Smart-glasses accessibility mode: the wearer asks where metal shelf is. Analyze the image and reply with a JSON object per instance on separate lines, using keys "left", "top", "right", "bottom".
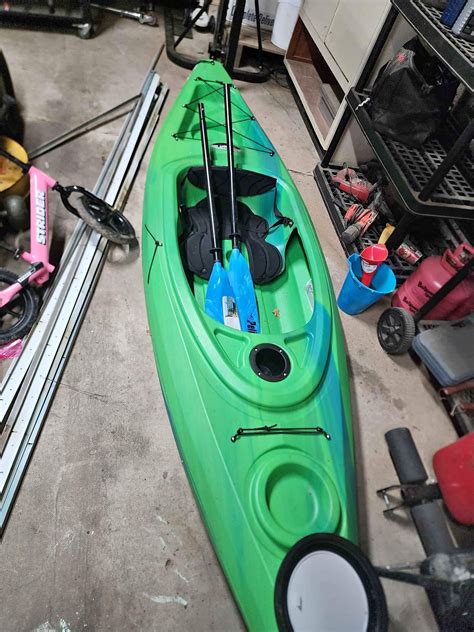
{"left": 392, "top": 0, "right": 474, "bottom": 91}
{"left": 0, "top": 2, "right": 94, "bottom": 38}
{"left": 346, "top": 89, "right": 474, "bottom": 220}
{"left": 314, "top": 163, "right": 473, "bottom": 285}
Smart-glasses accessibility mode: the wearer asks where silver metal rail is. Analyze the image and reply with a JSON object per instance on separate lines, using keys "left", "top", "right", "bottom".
{"left": 0, "top": 50, "right": 168, "bottom": 533}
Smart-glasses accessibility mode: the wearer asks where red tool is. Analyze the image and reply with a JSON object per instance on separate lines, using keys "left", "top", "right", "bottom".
{"left": 341, "top": 191, "right": 383, "bottom": 244}
{"left": 332, "top": 166, "right": 374, "bottom": 203}
{"left": 360, "top": 244, "right": 389, "bottom": 287}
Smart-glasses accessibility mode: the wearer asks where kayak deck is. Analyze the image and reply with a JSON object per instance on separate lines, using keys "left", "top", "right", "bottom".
{"left": 143, "top": 60, "right": 357, "bottom": 631}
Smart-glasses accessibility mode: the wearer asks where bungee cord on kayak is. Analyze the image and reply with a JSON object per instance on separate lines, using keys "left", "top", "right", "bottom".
{"left": 172, "top": 78, "right": 274, "bottom": 156}
{"left": 144, "top": 224, "right": 163, "bottom": 285}
{"left": 173, "top": 116, "right": 274, "bottom": 155}
{"left": 190, "top": 78, "right": 253, "bottom": 120}
{"left": 230, "top": 425, "right": 332, "bottom": 443}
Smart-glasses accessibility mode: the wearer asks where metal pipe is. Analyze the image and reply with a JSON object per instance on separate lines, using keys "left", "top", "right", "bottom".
{"left": 225, "top": 0, "right": 245, "bottom": 74}
{"left": 28, "top": 95, "right": 139, "bottom": 160}
{"left": 253, "top": 0, "right": 264, "bottom": 68}
{"left": 0, "top": 79, "right": 168, "bottom": 527}
{"left": 0, "top": 50, "right": 167, "bottom": 529}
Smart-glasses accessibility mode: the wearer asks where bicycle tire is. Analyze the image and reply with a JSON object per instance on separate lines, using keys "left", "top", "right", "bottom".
{"left": 77, "top": 197, "right": 136, "bottom": 245}
{"left": 0, "top": 268, "right": 39, "bottom": 344}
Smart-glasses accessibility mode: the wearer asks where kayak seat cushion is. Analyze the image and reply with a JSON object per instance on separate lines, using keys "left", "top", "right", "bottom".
{"left": 187, "top": 165, "right": 276, "bottom": 197}
{"left": 181, "top": 196, "right": 283, "bottom": 284}
{"left": 180, "top": 165, "right": 293, "bottom": 285}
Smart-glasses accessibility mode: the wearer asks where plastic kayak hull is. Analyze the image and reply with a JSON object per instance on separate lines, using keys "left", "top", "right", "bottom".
{"left": 143, "top": 60, "right": 357, "bottom": 631}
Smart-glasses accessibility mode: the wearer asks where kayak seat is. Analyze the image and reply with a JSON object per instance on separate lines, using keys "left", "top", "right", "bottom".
{"left": 187, "top": 166, "right": 277, "bottom": 197}
{"left": 181, "top": 196, "right": 283, "bottom": 284}
{"left": 180, "top": 166, "right": 294, "bottom": 285}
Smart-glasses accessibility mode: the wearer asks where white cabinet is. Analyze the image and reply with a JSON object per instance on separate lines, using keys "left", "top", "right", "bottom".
{"left": 325, "top": 0, "right": 389, "bottom": 81}
{"left": 301, "top": 0, "right": 339, "bottom": 41}
{"left": 300, "top": 0, "right": 389, "bottom": 89}
{"left": 286, "top": 0, "right": 394, "bottom": 151}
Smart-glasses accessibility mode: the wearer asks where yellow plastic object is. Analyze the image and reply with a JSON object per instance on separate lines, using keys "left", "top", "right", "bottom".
{"left": 0, "top": 136, "right": 29, "bottom": 199}
{"left": 379, "top": 223, "right": 395, "bottom": 244}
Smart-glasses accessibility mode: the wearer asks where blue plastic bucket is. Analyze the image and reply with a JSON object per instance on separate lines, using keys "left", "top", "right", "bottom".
{"left": 337, "top": 253, "right": 396, "bottom": 315}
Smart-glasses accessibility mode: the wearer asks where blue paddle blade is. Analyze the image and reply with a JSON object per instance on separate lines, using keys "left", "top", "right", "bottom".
{"left": 228, "top": 248, "right": 260, "bottom": 334}
{"left": 205, "top": 261, "right": 241, "bottom": 329}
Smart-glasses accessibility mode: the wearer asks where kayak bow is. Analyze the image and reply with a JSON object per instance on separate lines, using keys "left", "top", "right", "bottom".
{"left": 143, "top": 60, "right": 358, "bottom": 631}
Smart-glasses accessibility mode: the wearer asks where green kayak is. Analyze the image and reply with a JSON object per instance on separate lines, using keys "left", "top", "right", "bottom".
{"left": 143, "top": 61, "right": 358, "bottom": 630}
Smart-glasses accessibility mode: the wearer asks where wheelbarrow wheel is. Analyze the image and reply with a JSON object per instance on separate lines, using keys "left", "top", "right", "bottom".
{"left": 377, "top": 307, "right": 416, "bottom": 355}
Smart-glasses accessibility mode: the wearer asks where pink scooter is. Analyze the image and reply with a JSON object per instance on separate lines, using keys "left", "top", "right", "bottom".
{"left": 0, "top": 148, "right": 136, "bottom": 343}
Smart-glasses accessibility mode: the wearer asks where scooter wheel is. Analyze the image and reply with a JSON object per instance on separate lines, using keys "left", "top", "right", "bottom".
{"left": 377, "top": 307, "right": 416, "bottom": 355}
{"left": 0, "top": 268, "right": 39, "bottom": 344}
{"left": 77, "top": 195, "right": 136, "bottom": 245}
{"left": 208, "top": 15, "right": 215, "bottom": 33}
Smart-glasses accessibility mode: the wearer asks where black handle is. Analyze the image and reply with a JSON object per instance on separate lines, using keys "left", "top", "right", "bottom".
{"left": 224, "top": 83, "right": 239, "bottom": 250}
{"left": 385, "top": 427, "right": 428, "bottom": 484}
{"left": 198, "top": 103, "right": 221, "bottom": 264}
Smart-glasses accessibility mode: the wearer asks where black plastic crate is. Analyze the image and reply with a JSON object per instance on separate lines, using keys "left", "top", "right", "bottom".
{"left": 393, "top": 0, "right": 474, "bottom": 90}
{"left": 346, "top": 89, "right": 474, "bottom": 219}
{"left": 416, "top": 0, "right": 474, "bottom": 66}
{"left": 385, "top": 129, "right": 474, "bottom": 208}
{"left": 315, "top": 163, "right": 473, "bottom": 286}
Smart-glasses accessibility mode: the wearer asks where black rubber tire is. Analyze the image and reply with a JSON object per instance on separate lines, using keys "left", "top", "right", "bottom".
{"left": 377, "top": 307, "right": 416, "bottom": 355}
{"left": 77, "top": 197, "right": 136, "bottom": 245}
{"left": 0, "top": 268, "right": 39, "bottom": 344}
{"left": 275, "top": 533, "right": 389, "bottom": 632}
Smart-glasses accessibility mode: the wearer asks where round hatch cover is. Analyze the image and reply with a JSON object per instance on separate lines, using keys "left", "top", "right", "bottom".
{"left": 275, "top": 534, "right": 388, "bottom": 632}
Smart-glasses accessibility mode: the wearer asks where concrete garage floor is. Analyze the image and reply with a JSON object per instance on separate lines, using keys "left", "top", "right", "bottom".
{"left": 0, "top": 12, "right": 460, "bottom": 632}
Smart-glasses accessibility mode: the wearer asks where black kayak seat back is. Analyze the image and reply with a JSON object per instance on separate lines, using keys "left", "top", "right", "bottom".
{"left": 187, "top": 165, "right": 276, "bottom": 197}
{"left": 180, "top": 166, "right": 294, "bottom": 285}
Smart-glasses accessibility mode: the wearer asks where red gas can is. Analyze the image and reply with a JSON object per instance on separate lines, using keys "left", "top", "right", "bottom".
{"left": 392, "top": 243, "right": 474, "bottom": 320}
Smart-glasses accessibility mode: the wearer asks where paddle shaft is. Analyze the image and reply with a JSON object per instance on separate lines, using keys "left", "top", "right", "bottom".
{"left": 198, "top": 103, "right": 221, "bottom": 264}
{"left": 224, "top": 84, "right": 239, "bottom": 250}
{"left": 223, "top": 83, "right": 260, "bottom": 334}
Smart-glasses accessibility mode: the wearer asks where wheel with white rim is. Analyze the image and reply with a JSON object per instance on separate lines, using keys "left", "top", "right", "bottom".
{"left": 274, "top": 534, "right": 388, "bottom": 632}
